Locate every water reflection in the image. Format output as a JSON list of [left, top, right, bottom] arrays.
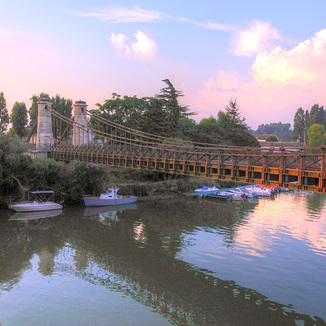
[[84, 203, 137, 224], [0, 194, 325, 325], [9, 209, 63, 221]]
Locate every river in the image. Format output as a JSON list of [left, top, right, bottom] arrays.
[[0, 190, 326, 325]]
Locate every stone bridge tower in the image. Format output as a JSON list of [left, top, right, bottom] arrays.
[[36, 97, 53, 150], [73, 100, 88, 145]]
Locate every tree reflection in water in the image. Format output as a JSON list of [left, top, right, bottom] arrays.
[[0, 194, 325, 326]]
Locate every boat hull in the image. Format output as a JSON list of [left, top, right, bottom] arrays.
[[9, 202, 63, 212], [83, 196, 138, 207]]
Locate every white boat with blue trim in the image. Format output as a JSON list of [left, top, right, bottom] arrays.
[[83, 187, 138, 207]]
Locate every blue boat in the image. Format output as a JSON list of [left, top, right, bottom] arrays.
[[83, 187, 138, 207]]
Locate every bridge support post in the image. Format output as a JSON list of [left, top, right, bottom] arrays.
[[36, 98, 53, 150], [73, 100, 88, 146]]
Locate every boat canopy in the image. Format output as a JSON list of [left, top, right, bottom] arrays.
[[30, 190, 55, 194], [28, 190, 56, 202]]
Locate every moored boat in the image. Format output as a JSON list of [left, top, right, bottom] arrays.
[[245, 186, 272, 197], [206, 191, 232, 200], [8, 191, 63, 212], [194, 185, 219, 192], [83, 187, 138, 207]]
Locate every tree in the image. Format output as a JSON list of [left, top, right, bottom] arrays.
[[0, 133, 31, 195], [139, 97, 169, 136], [293, 108, 307, 143], [91, 93, 147, 130], [266, 135, 278, 142], [217, 99, 260, 147], [307, 104, 325, 130], [197, 117, 221, 144], [0, 92, 9, 132], [157, 79, 192, 137], [307, 124, 326, 147], [10, 102, 28, 139], [255, 122, 292, 141], [51, 94, 73, 140]]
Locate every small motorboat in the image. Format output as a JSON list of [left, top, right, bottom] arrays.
[[245, 186, 272, 197], [194, 186, 219, 192], [194, 186, 219, 194], [227, 189, 246, 200], [8, 191, 63, 212], [83, 187, 138, 207], [206, 191, 232, 200]]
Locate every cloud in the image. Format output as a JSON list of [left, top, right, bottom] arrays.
[[204, 71, 242, 92], [231, 20, 282, 57], [195, 29, 326, 128], [179, 18, 284, 57], [178, 17, 234, 31], [110, 30, 157, 59], [252, 29, 326, 83], [77, 6, 165, 23]]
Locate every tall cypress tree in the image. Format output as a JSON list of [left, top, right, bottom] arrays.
[[0, 92, 10, 132], [10, 102, 28, 139]]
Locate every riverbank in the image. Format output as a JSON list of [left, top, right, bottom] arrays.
[[0, 165, 245, 207], [105, 168, 244, 200]]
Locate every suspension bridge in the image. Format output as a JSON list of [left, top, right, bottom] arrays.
[[27, 98, 326, 193]]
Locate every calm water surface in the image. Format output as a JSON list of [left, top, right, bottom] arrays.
[[0, 191, 326, 325]]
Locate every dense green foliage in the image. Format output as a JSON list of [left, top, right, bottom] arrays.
[[0, 92, 10, 133], [10, 102, 28, 139], [91, 82, 259, 147], [293, 104, 325, 144], [307, 124, 326, 147], [0, 133, 108, 204], [90, 79, 190, 138], [266, 135, 278, 142], [255, 122, 292, 141]]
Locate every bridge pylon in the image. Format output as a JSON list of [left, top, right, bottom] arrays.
[[36, 97, 53, 150], [73, 100, 89, 145]]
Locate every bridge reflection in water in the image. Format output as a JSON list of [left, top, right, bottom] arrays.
[[27, 103, 326, 194], [1, 195, 325, 325]]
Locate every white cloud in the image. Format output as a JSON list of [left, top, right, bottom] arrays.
[[77, 6, 165, 23], [196, 29, 326, 128], [110, 33, 129, 51], [178, 17, 233, 31], [252, 29, 326, 83], [231, 20, 282, 57], [110, 30, 157, 60]]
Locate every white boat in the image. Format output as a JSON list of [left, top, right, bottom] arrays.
[[227, 189, 247, 200], [194, 186, 219, 193], [245, 186, 272, 197], [206, 191, 232, 200], [8, 191, 63, 212], [83, 187, 138, 207]]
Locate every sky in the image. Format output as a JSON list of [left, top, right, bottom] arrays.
[[1, 0, 326, 130]]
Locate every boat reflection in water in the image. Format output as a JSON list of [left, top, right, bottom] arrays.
[[84, 203, 137, 223], [9, 209, 63, 221]]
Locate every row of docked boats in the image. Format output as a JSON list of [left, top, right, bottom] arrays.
[[194, 184, 288, 200]]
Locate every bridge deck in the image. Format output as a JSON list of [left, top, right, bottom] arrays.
[[48, 144, 326, 193]]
